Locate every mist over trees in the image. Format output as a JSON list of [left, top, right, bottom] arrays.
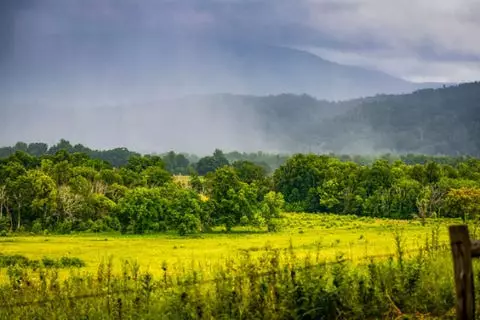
[[2, 82, 479, 156]]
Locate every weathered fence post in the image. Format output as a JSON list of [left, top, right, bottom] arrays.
[[449, 225, 475, 320]]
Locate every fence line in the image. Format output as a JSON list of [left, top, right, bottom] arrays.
[[0, 244, 449, 310]]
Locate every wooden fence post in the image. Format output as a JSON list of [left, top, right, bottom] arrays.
[[449, 225, 475, 320]]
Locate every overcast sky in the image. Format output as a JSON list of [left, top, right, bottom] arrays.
[[1, 0, 479, 152], [1, 0, 479, 87]]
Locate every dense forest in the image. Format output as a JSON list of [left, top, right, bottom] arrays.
[[0, 142, 479, 235], [315, 82, 480, 155], [237, 82, 480, 155]]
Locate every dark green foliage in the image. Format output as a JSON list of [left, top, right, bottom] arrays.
[[0, 143, 282, 235], [162, 151, 191, 174], [189, 171, 204, 193], [195, 149, 230, 175], [232, 160, 267, 184], [0, 140, 479, 233], [0, 254, 85, 268], [315, 82, 480, 156], [275, 153, 480, 219]]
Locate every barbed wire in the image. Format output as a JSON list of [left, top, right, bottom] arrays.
[[0, 244, 450, 310]]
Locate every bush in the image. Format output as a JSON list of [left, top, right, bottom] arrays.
[[59, 256, 86, 268], [178, 223, 188, 236], [55, 220, 73, 234], [41, 257, 56, 268], [0, 254, 30, 267], [104, 215, 121, 231], [240, 215, 249, 226], [31, 220, 43, 234], [16, 226, 26, 233], [76, 220, 93, 232], [0, 254, 85, 269], [267, 219, 281, 232], [176, 214, 201, 235], [0, 217, 9, 232], [90, 220, 103, 232]]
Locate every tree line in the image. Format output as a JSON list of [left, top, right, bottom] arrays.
[[1, 143, 479, 235], [275, 154, 480, 221], [1, 139, 471, 174], [0, 149, 283, 235], [0, 140, 286, 174]]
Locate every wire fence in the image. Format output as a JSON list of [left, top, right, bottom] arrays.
[[0, 243, 450, 310]]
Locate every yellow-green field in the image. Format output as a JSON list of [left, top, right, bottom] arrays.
[[0, 213, 455, 278]]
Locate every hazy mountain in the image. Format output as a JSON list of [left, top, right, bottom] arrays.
[[2, 35, 441, 108], [307, 83, 480, 156], [6, 82, 480, 156], [0, 93, 346, 154]]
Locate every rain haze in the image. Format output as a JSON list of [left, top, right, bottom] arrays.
[[1, 0, 480, 154]]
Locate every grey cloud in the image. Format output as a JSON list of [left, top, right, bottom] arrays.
[[303, 0, 480, 58], [2, 0, 480, 90]]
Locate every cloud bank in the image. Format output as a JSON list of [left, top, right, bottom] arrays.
[[2, 0, 479, 85]]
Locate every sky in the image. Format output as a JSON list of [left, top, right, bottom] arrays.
[[0, 0, 479, 152], [2, 0, 479, 85]]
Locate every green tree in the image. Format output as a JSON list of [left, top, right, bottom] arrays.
[[444, 187, 480, 221], [260, 191, 284, 221], [232, 160, 267, 184], [196, 149, 230, 175], [27, 142, 48, 156], [142, 166, 172, 187], [116, 187, 169, 234], [207, 167, 258, 231], [274, 154, 331, 211]]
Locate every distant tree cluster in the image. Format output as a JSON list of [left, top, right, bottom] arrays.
[[0, 140, 287, 173], [0, 140, 138, 167]]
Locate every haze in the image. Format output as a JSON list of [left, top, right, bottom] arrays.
[[1, 0, 479, 154]]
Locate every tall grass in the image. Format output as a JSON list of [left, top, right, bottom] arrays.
[[0, 234, 463, 320]]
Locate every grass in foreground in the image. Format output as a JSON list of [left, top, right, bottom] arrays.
[[0, 213, 468, 319], [0, 240, 459, 319]]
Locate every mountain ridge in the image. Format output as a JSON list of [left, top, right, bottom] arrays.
[[2, 82, 479, 156], [2, 37, 446, 106]]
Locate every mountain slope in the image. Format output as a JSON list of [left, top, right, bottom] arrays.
[[309, 83, 480, 155], [2, 35, 436, 106], [3, 83, 479, 156]]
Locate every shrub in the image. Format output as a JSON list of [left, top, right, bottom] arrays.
[[267, 218, 281, 232], [55, 220, 73, 234], [103, 215, 121, 231], [59, 256, 86, 268], [90, 220, 106, 233], [0, 217, 9, 232], [31, 220, 43, 234], [0, 254, 30, 267], [41, 257, 56, 268]]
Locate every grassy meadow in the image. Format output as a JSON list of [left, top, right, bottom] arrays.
[[0, 213, 454, 277], [0, 213, 470, 319]]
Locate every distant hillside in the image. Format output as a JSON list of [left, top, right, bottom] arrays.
[[1, 94, 352, 154], [307, 82, 480, 155], [2, 83, 479, 156]]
